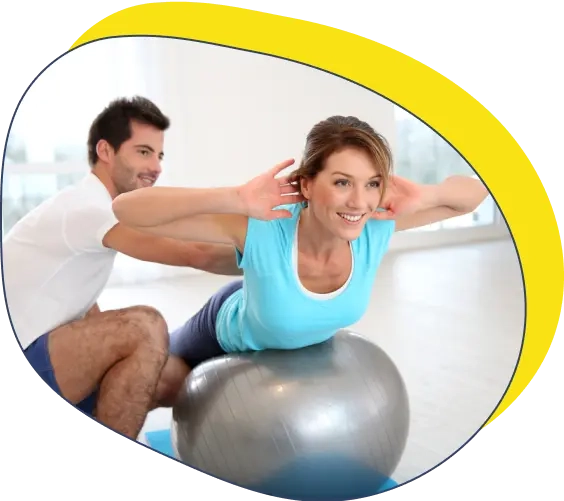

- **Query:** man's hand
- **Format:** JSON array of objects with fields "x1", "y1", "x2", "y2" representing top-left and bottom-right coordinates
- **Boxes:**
[{"x1": 193, "y1": 242, "x2": 242, "y2": 276}]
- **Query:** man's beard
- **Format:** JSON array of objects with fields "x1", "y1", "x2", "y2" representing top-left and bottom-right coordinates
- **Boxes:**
[{"x1": 112, "y1": 160, "x2": 139, "y2": 195}]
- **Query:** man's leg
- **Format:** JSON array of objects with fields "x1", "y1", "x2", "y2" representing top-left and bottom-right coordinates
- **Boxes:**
[
  {"x1": 26, "y1": 305, "x2": 169, "y2": 439},
  {"x1": 152, "y1": 355, "x2": 191, "y2": 409},
  {"x1": 152, "y1": 279, "x2": 244, "y2": 408}
]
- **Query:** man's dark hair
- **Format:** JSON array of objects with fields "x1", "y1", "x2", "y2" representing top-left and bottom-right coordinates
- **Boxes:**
[{"x1": 87, "y1": 96, "x2": 170, "y2": 166}]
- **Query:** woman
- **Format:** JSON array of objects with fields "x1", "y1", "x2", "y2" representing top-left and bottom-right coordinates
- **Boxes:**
[{"x1": 112, "y1": 115, "x2": 488, "y2": 375}]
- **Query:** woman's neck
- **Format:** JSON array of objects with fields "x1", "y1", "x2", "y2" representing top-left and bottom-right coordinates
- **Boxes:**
[{"x1": 297, "y1": 205, "x2": 349, "y2": 259}]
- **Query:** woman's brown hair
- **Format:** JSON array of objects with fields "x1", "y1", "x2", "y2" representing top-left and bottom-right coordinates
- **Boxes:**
[{"x1": 290, "y1": 116, "x2": 393, "y2": 202}]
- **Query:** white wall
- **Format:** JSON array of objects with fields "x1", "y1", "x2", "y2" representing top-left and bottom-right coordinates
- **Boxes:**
[
  {"x1": 117, "y1": 37, "x2": 401, "y2": 283},
  {"x1": 145, "y1": 37, "x2": 398, "y2": 188}
]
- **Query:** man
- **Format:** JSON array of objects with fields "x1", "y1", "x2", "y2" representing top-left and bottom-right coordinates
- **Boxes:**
[{"x1": 2, "y1": 96, "x2": 241, "y2": 440}]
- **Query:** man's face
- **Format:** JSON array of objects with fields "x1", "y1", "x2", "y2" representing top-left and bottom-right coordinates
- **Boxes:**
[{"x1": 108, "y1": 120, "x2": 165, "y2": 194}]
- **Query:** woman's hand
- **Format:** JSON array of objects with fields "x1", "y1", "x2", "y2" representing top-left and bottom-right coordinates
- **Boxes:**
[
  {"x1": 371, "y1": 175, "x2": 437, "y2": 220},
  {"x1": 371, "y1": 174, "x2": 489, "y2": 223},
  {"x1": 237, "y1": 159, "x2": 305, "y2": 220}
]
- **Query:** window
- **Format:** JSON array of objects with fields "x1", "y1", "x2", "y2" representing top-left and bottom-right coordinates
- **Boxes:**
[
  {"x1": 2, "y1": 171, "x2": 85, "y2": 233},
  {"x1": 2, "y1": 37, "x2": 162, "y2": 236},
  {"x1": 1, "y1": 37, "x2": 169, "y2": 285},
  {"x1": 394, "y1": 106, "x2": 496, "y2": 231}
]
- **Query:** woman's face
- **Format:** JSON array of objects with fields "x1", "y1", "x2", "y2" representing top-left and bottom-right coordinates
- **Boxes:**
[{"x1": 301, "y1": 147, "x2": 383, "y2": 241}]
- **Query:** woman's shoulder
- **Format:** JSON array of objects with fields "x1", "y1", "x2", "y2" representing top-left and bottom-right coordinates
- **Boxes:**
[
  {"x1": 277, "y1": 202, "x2": 303, "y2": 219},
  {"x1": 360, "y1": 216, "x2": 396, "y2": 243},
  {"x1": 249, "y1": 203, "x2": 302, "y2": 228},
  {"x1": 246, "y1": 203, "x2": 301, "y2": 241}
]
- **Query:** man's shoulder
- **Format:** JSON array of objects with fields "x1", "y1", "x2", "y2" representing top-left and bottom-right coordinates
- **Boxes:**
[
  {"x1": 26, "y1": 173, "x2": 106, "y2": 209},
  {"x1": 65, "y1": 173, "x2": 111, "y2": 202},
  {"x1": 39, "y1": 173, "x2": 116, "y2": 235},
  {"x1": 44, "y1": 174, "x2": 114, "y2": 223}
]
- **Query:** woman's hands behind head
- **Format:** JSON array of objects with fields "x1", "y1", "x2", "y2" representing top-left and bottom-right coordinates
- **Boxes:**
[{"x1": 237, "y1": 159, "x2": 305, "y2": 220}]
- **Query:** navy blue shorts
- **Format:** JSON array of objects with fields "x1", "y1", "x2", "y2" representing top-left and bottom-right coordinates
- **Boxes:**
[
  {"x1": 23, "y1": 279, "x2": 242, "y2": 412},
  {"x1": 169, "y1": 279, "x2": 243, "y2": 368},
  {"x1": 24, "y1": 333, "x2": 98, "y2": 415}
]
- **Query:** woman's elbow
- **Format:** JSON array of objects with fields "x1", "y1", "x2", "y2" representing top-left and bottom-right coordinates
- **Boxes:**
[
  {"x1": 470, "y1": 182, "x2": 490, "y2": 212},
  {"x1": 458, "y1": 178, "x2": 490, "y2": 214},
  {"x1": 112, "y1": 194, "x2": 138, "y2": 225}
]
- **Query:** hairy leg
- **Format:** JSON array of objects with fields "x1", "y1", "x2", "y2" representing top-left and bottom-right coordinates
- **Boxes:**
[
  {"x1": 152, "y1": 355, "x2": 191, "y2": 409},
  {"x1": 47, "y1": 305, "x2": 169, "y2": 438}
]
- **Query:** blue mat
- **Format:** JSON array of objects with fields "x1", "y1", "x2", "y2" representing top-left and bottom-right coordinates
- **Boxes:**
[
  {"x1": 146, "y1": 429, "x2": 176, "y2": 457},
  {"x1": 145, "y1": 430, "x2": 398, "y2": 499}
]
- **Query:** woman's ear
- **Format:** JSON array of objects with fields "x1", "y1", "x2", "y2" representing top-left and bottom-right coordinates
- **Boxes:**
[{"x1": 300, "y1": 176, "x2": 311, "y2": 201}]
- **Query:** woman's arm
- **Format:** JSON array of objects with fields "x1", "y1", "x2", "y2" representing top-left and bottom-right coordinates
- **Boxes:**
[
  {"x1": 112, "y1": 186, "x2": 245, "y2": 226},
  {"x1": 372, "y1": 175, "x2": 489, "y2": 231},
  {"x1": 111, "y1": 159, "x2": 304, "y2": 250},
  {"x1": 112, "y1": 187, "x2": 248, "y2": 248}
]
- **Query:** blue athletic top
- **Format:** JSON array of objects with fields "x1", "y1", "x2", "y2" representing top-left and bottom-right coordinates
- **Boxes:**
[{"x1": 215, "y1": 203, "x2": 395, "y2": 352}]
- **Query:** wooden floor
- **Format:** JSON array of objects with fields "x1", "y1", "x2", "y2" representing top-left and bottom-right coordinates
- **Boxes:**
[{"x1": 98, "y1": 237, "x2": 524, "y2": 484}]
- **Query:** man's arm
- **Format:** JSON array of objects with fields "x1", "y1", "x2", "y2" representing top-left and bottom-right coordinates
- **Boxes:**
[
  {"x1": 102, "y1": 223, "x2": 242, "y2": 276},
  {"x1": 187, "y1": 242, "x2": 242, "y2": 276}
]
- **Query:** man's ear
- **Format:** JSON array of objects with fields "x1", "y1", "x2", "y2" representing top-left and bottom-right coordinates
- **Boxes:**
[{"x1": 96, "y1": 139, "x2": 113, "y2": 163}]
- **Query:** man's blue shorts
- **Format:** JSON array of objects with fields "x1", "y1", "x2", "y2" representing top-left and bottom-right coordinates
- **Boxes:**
[
  {"x1": 23, "y1": 332, "x2": 98, "y2": 415},
  {"x1": 22, "y1": 278, "x2": 243, "y2": 413}
]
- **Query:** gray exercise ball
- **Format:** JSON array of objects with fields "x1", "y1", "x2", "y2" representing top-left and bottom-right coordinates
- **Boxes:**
[{"x1": 171, "y1": 329, "x2": 410, "y2": 500}]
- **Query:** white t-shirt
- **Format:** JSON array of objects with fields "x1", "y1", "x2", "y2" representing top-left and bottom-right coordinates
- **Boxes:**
[{"x1": 2, "y1": 173, "x2": 119, "y2": 349}]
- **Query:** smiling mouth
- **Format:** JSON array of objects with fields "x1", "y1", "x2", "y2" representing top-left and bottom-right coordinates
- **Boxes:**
[
  {"x1": 139, "y1": 175, "x2": 156, "y2": 186},
  {"x1": 337, "y1": 212, "x2": 365, "y2": 224}
]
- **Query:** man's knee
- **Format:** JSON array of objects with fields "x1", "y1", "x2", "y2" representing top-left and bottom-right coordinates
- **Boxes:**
[
  {"x1": 122, "y1": 306, "x2": 169, "y2": 353},
  {"x1": 129, "y1": 305, "x2": 167, "y2": 327}
]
